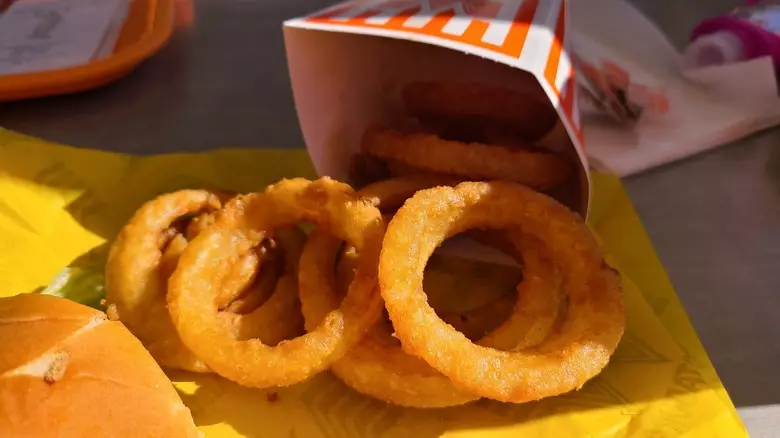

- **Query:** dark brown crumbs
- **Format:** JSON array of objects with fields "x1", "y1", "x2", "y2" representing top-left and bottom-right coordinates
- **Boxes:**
[{"x1": 266, "y1": 392, "x2": 279, "y2": 403}]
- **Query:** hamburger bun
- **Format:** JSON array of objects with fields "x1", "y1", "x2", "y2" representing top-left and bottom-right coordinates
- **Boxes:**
[{"x1": 0, "y1": 293, "x2": 200, "y2": 438}]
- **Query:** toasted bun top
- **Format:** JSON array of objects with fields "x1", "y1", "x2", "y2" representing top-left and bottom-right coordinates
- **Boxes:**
[{"x1": 0, "y1": 293, "x2": 200, "y2": 438}]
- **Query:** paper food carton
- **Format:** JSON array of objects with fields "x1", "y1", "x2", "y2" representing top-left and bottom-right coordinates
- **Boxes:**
[{"x1": 283, "y1": 0, "x2": 590, "y2": 220}]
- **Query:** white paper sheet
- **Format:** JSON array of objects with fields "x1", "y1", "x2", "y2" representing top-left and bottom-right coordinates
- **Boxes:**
[
  {"x1": 572, "y1": 0, "x2": 780, "y2": 176},
  {"x1": 0, "y1": 0, "x2": 126, "y2": 75}
]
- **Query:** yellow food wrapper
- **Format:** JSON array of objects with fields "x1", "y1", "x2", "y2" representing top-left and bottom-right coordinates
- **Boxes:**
[{"x1": 0, "y1": 128, "x2": 746, "y2": 437}]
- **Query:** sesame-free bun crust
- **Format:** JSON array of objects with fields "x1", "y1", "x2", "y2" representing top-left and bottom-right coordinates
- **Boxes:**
[{"x1": 0, "y1": 293, "x2": 200, "y2": 438}]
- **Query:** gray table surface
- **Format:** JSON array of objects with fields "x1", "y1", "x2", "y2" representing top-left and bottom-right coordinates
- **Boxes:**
[{"x1": 1, "y1": 0, "x2": 777, "y2": 436}]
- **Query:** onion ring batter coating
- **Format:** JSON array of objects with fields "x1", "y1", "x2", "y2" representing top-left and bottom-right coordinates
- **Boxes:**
[
  {"x1": 163, "y1": 229, "x2": 272, "y2": 313},
  {"x1": 223, "y1": 255, "x2": 281, "y2": 314},
  {"x1": 162, "y1": 218, "x2": 281, "y2": 314},
  {"x1": 163, "y1": 226, "x2": 303, "y2": 346},
  {"x1": 300, "y1": 231, "x2": 478, "y2": 408},
  {"x1": 218, "y1": 226, "x2": 307, "y2": 345},
  {"x1": 476, "y1": 234, "x2": 561, "y2": 351},
  {"x1": 159, "y1": 234, "x2": 189, "y2": 281},
  {"x1": 167, "y1": 178, "x2": 386, "y2": 388},
  {"x1": 106, "y1": 190, "x2": 223, "y2": 372},
  {"x1": 362, "y1": 128, "x2": 572, "y2": 190},
  {"x1": 185, "y1": 211, "x2": 217, "y2": 240},
  {"x1": 337, "y1": 247, "x2": 518, "y2": 342},
  {"x1": 213, "y1": 247, "x2": 266, "y2": 310},
  {"x1": 379, "y1": 181, "x2": 625, "y2": 403}
]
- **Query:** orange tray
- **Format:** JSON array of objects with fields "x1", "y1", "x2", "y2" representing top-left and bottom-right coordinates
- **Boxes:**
[{"x1": 0, "y1": 0, "x2": 174, "y2": 101}]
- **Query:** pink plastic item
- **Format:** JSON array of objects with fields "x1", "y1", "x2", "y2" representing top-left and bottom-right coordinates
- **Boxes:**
[{"x1": 686, "y1": 1, "x2": 780, "y2": 70}]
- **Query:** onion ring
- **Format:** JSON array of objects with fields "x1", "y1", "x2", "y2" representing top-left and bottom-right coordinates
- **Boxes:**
[
  {"x1": 476, "y1": 233, "x2": 561, "y2": 351},
  {"x1": 167, "y1": 178, "x2": 385, "y2": 388},
  {"x1": 379, "y1": 181, "x2": 625, "y2": 403},
  {"x1": 358, "y1": 176, "x2": 562, "y2": 350},
  {"x1": 105, "y1": 190, "x2": 223, "y2": 372},
  {"x1": 304, "y1": 228, "x2": 560, "y2": 407},
  {"x1": 298, "y1": 178, "x2": 562, "y2": 407},
  {"x1": 362, "y1": 128, "x2": 572, "y2": 190},
  {"x1": 106, "y1": 189, "x2": 284, "y2": 372},
  {"x1": 361, "y1": 176, "x2": 562, "y2": 346},
  {"x1": 402, "y1": 81, "x2": 559, "y2": 141}
]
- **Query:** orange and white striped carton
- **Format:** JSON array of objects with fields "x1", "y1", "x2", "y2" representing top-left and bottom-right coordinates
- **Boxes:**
[{"x1": 283, "y1": 0, "x2": 589, "y2": 215}]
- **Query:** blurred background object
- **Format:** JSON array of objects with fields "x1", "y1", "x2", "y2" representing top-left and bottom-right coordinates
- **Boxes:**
[
  {"x1": 0, "y1": 0, "x2": 176, "y2": 100},
  {"x1": 571, "y1": 0, "x2": 780, "y2": 176}
]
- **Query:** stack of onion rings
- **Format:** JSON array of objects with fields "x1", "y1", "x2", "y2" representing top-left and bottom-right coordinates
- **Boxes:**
[
  {"x1": 347, "y1": 80, "x2": 580, "y2": 219},
  {"x1": 104, "y1": 79, "x2": 621, "y2": 409},
  {"x1": 106, "y1": 190, "x2": 307, "y2": 372},
  {"x1": 167, "y1": 178, "x2": 386, "y2": 388},
  {"x1": 107, "y1": 172, "x2": 623, "y2": 407}
]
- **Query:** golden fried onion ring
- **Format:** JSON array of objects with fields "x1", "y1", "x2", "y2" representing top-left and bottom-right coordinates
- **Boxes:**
[
  {"x1": 362, "y1": 128, "x2": 572, "y2": 190},
  {"x1": 106, "y1": 190, "x2": 224, "y2": 372},
  {"x1": 298, "y1": 177, "x2": 561, "y2": 407},
  {"x1": 379, "y1": 181, "x2": 625, "y2": 403},
  {"x1": 167, "y1": 178, "x2": 385, "y2": 388},
  {"x1": 357, "y1": 176, "x2": 562, "y2": 351}
]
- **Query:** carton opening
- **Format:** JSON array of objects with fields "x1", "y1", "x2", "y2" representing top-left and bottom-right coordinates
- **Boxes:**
[{"x1": 285, "y1": 29, "x2": 588, "y2": 217}]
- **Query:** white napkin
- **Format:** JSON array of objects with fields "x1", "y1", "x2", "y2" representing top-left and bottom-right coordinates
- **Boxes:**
[{"x1": 570, "y1": 0, "x2": 780, "y2": 176}]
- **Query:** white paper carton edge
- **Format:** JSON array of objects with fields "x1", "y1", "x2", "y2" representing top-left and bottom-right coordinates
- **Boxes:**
[{"x1": 283, "y1": 0, "x2": 591, "y2": 215}]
